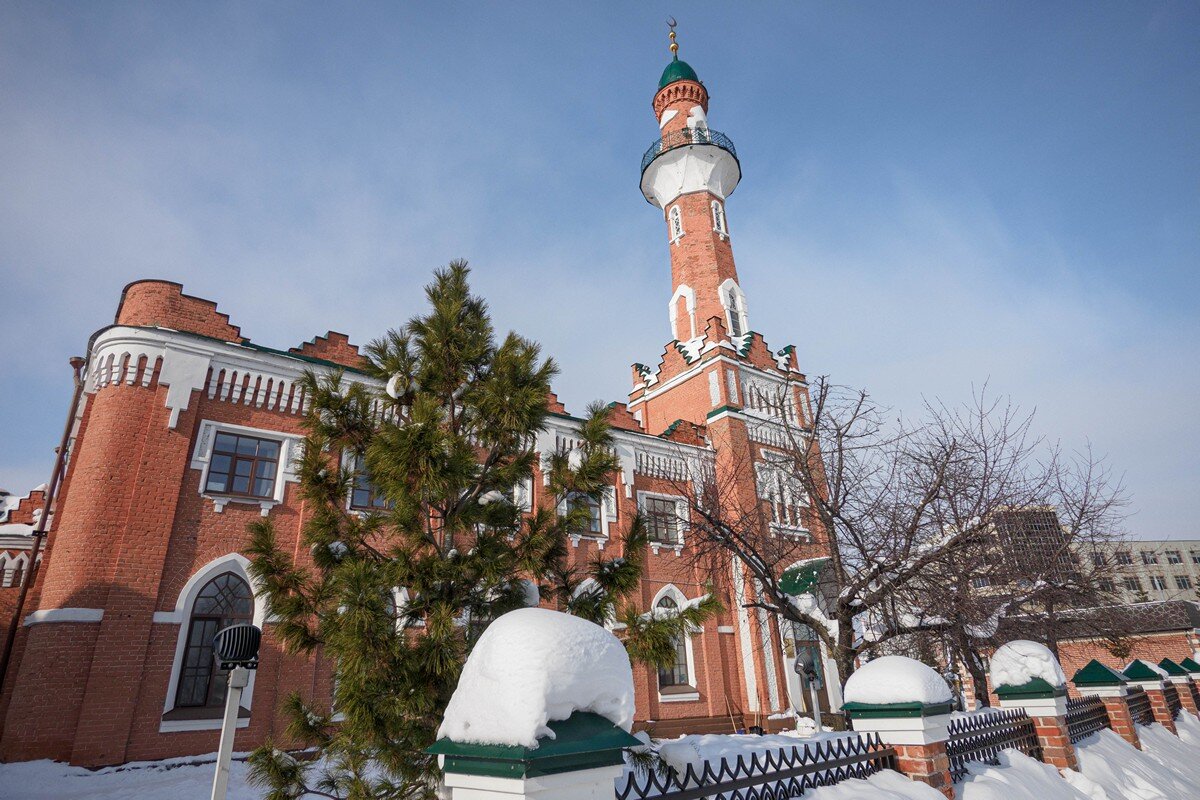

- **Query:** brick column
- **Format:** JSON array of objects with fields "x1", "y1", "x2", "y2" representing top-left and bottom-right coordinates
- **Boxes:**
[
  {"x1": 995, "y1": 687, "x2": 1077, "y2": 771},
  {"x1": 1167, "y1": 677, "x2": 1199, "y2": 715},
  {"x1": 1135, "y1": 681, "x2": 1176, "y2": 733},
  {"x1": 845, "y1": 704, "x2": 955, "y2": 799},
  {"x1": 1072, "y1": 660, "x2": 1140, "y2": 749}
]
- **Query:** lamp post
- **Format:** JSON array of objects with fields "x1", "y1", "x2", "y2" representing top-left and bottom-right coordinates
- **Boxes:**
[
  {"x1": 795, "y1": 648, "x2": 823, "y2": 730},
  {"x1": 210, "y1": 623, "x2": 261, "y2": 800}
]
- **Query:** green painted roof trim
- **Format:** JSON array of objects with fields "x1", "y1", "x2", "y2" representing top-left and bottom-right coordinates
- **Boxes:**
[
  {"x1": 780, "y1": 558, "x2": 831, "y2": 596},
  {"x1": 705, "y1": 404, "x2": 742, "y2": 419},
  {"x1": 1158, "y1": 658, "x2": 1189, "y2": 676},
  {"x1": 1072, "y1": 659, "x2": 1128, "y2": 687},
  {"x1": 1179, "y1": 657, "x2": 1200, "y2": 673},
  {"x1": 426, "y1": 712, "x2": 640, "y2": 779},
  {"x1": 995, "y1": 677, "x2": 1068, "y2": 699},
  {"x1": 1123, "y1": 660, "x2": 1166, "y2": 682},
  {"x1": 842, "y1": 700, "x2": 954, "y2": 719},
  {"x1": 659, "y1": 58, "x2": 699, "y2": 89}
]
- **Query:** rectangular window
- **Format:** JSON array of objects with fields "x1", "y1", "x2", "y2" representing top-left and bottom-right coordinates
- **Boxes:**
[
  {"x1": 970, "y1": 576, "x2": 991, "y2": 589},
  {"x1": 567, "y1": 493, "x2": 602, "y2": 536},
  {"x1": 204, "y1": 432, "x2": 280, "y2": 499},
  {"x1": 1176, "y1": 576, "x2": 1192, "y2": 590},
  {"x1": 1123, "y1": 577, "x2": 1141, "y2": 591},
  {"x1": 1098, "y1": 579, "x2": 1116, "y2": 593},
  {"x1": 1150, "y1": 575, "x2": 1167, "y2": 590},
  {"x1": 1141, "y1": 551, "x2": 1158, "y2": 565},
  {"x1": 1115, "y1": 551, "x2": 1133, "y2": 566},
  {"x1": 349, "y1": 455, "x2": 390, "y2": 511},
  {"x1": 1091, "y1": 553, "x2": 1106, "y2": 568},
  {"x1": 645, "y1": 497, "x2": 680, "y2": 544},
  {"x1": 1192, "y1": 552, "x2": 1200, "y2": 565},
  {"x1": 1166, "y1": 550, "x2": 1183, "y2": 565}
]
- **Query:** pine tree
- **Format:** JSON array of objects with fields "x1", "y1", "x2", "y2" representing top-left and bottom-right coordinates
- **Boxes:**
[{"x1": 246, "y1": 262, "x2": 715, "y2": 799}]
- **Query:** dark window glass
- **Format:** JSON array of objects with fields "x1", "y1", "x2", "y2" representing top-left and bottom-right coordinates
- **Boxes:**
[
  {"x1": 175, "y1": 573, "x2": 253, "y2": 709},
  {"x1": 1123, "y1": 577, "x2": 1141, "y2": 591},
  {"x1": 646, "y1": 497, "x2": 680, "y2": 543},
  {"x1": 1166, "y1": 551, "x2": 1183, "y2": 565},
  {"x1": 567, "y1": 493, "x2": 602, "y2": 536},
  {"x1": 350, "y1": 455, "x2": 391, "y2": 510},
  {"x1": 1115, "y1": 551, "x2": 1133, "y2": 565},
  {"x1": 205, "y1": 433, "x2": 281, "y2": 499},
  {"x1": 1141, "y1": 551, "x2": 1158, "y2": 565},
  {"x1": 656, "y1": 597, "x2": 690, "y2": 688},
  {"x1": 1175, "y1": 576, "x2": 1192, "y2": 590}
]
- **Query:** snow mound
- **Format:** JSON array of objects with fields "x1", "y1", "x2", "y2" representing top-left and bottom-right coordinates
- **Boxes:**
[
  {"x1": 806, "y1": 768, "x2": 945, "y2": 798},
  {"x1": 1075, "y1": 726, "x2": 1200, "y2": 798},
  {"x1": 990, "y1": 640, "x2": 1067, "y2": 689},
  {"x1": 437, "y1": 607, "x2": 634, "y2": 748},
  {"x1": 843, "y1": 656, "x2": 952, "y2": 705},
  {"x1": 1126, "y1": 658, "x2": 1170, "y2": 678},
  {"x1": 959, "y1": 749, "x2": 1094, "y2": 799}
]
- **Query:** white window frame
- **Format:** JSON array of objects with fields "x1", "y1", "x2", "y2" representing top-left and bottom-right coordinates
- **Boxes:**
[
  {"x1": 637, "y1": 491, "x2": 688, "y2": 554},
  {"x1": 717, "y1": 278, "x2": 748, "y2": 340},
  {"x1": 668, "y1": 205, "x2": 685, "y2": 243},
  {"x1": 558, "y1": 487, "x2": 616, "y2": 549},
  {"x1": 0, "y1": 552, "x2": 28, "y2": 588},
  {"x1": 652, "y1": 584, "x2": 700, "y2": 702},
  {"x1": 668, "y1": 284, "x2": 697, "y2": 341},
  {"x1": 156, "y1": 553, "x2": 268, "y2": 732},
  {"x1": 754, "y1": 451, "x2": 810, "y2": 539},
  {"x1": 711, "y1": 199, "x2": 728, "y2": 239},
  {"x1": 191, "y1": 420, "x2": 303, "y2": 515}
]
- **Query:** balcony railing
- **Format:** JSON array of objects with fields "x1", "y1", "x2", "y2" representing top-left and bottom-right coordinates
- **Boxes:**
[{"x1": 640, "y1": 127, "x2": 738, "y2": 175}]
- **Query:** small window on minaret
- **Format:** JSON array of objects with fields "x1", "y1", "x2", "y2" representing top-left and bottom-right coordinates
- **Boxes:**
[
  {"x1": 669, "y1": 205, "x2": 684, "y2": 242},
  {"x1": 727, "y1": 288, "x2": 743, "y2": 337},
  {"x1": 711, "y1": 201, "x2": 727, "y2": 236}
]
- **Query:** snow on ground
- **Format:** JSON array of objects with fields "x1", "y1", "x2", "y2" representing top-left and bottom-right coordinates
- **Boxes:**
[
  {"x1": 842, "y1": 655, "x2": 952, "y2": 705},
  {"x1": 989, "y1": 640, "x2": 1067, "y2": 689},
  {"x1": 1175, "y1": 708, "x2": 1200, "y2": 745},
  {"x1": 805, "y1": 768, "x2": 944, "y2": 798},
  {"x1": 0, "y1": 754, "x2": 259, "y2": 800},
  {"x1": 958, "y1": 750, "x2": 1095, "y2": 799},
  {"x1": 1073, "y1": 726, "x2": 1200, "y2": 798},
  {"x1": 437, "y1": 607, "x2": 634, "y2": 747}
]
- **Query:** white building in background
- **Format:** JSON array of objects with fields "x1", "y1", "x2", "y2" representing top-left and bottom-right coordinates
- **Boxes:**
[{"x1": 1096, "y1": 539, "x2": 1200, "y2": 603}]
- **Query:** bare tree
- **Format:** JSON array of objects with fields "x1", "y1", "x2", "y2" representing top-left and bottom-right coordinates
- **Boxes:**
[{"x1": 674, "y1": 377, "x2": 1129, "y2": 686}]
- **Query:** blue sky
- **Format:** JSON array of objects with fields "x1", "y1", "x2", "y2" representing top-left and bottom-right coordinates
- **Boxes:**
[{"x1": 1, "y1": 3, "x2": 1197, "y2": 537}]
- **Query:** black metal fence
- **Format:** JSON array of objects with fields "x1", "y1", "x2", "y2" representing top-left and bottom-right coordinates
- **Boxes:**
[
  {"x1": 640, "y1": 128, "x2": 738, "y2": 174},
  {"x1": 1065, "y1": 695, "x2": 1112, "y2": 743},
  {"x1": 1164, "y1": 684, "x2": 1183, "y2": 719},
  {"x1": 615, "y1": 734, "x2": 895, "y2": 800},
  {"x1": 946, "y1": 709, "x2": 1042, "y2": 783},
  {"x1": 1127, "y1": 687, "x2": 1155, "y2": 726}
]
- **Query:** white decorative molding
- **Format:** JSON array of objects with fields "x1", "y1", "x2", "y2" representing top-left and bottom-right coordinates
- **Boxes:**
[
  {"x1": 24, "y1": 607, "x2": 104, "y2": 626},
  {"x1": 641, "y1": 144, "x2": 741, "y2": 209},
  {"x1": 190, "y1": 419, "x2": 305, "y2": 515},
  {"x1": 717, "y1": 625, "x2": 735, "y2": 634}
]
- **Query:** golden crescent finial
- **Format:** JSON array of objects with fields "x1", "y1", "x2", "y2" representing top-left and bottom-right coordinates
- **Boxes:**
[{"x1": 667, "y1": 17, "x2": 679, "y2": 58}]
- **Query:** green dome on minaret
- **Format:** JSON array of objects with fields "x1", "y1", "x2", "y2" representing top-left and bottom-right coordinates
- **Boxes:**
[{"x1": 659, "y1": 57, "x2": 699, "y2": 89}]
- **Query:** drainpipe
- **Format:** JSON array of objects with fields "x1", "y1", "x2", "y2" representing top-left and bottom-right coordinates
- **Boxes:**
[{"x1": 0, "y1": 356, "x2": 87, "y2": 690}]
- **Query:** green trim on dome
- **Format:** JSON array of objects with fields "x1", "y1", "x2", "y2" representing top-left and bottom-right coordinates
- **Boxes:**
[{"x1": 659, "y1": 58, "x2": 699, "y2": 89}]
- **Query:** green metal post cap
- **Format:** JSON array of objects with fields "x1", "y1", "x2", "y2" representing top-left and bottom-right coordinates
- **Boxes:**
[
  {"x1": 1122, "y1": 660, "x2": 1166, "y2": 682},
  {"x1": 426, "y1": 712, "x2": 641, "y2": 779},
  {"x1": 1071, "y1": 659, "x2": 1128, "y2": 687},
  {"x1": 1158, "y1": 658, "x2": 1190, "y2": 677},
  {"x1": 1179, "y1": 656, "x2": 1200, "y2": 673},
  {"x1": 994, "y1": 677, "x2": 1068, "y2": 700},
  {"x1": 659, "y1": 58, "x2": 700, "y2": 89},
  {"x1": 842, "y1": 700, "x2": 954, "y2": 719}
]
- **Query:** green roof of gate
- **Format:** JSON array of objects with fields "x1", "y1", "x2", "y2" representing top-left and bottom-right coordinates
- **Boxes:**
[
  {"x1": 1122, "y1": 660, "x2": 1165, "y2": 682},
  {"x1": 1180, "y1": 657, "x2": 1200, "y2": 672},
  {"x1": 842, "y1": 700, "x2": 954, "y2": 719},
  {"x1": 426, "y1": 712, "x2": 639, "y2": 779},
  {"x1": 780, "y1": 558, "x2": 831, "y2": 596},
  {"x1": 659, "y1": 58, "x2": 699, "y2": 88},
  {"x1": 1159, "y1": 658, "x2": 1189, "y2": 676},
  {"x1": 994, "y1": 677, "x2": 1068, "y2": 699},
  {"x1": 1072, "y1": 659, "x2": 1127, "y2": 687}
]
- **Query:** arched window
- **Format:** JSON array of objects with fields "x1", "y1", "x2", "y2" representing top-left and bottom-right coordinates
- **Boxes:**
[
  {"x1": 656, "y1": 596, "x2": 690, "y2": 688},
  {"x1": 174, "y1": 573, "x2": 253, "y2": 709},
  {"x1": 668, "y1": 206, "x2": 684, "y2": 242},
  {"x1": 711, "y1": 200, "x2": 727, "y2": 236},
  {"x1": 726, "y1": 288, "x2": 743, "y2": 337}
]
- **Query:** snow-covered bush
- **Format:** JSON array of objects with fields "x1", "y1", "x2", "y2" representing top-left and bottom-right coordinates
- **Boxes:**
[
  {"x1": 843, "y1": 655, "x2": 952, "y2": 705},
  {"x1": 438, "y1": 607, "x2": 634, "y2": 747},
  {"x1": 989, "y1": 639, "x2": 1067, "y2": 689}
]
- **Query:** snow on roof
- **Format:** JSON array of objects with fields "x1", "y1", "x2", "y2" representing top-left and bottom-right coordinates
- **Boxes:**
[
  {"x1": 437, "y1": 608, "x2": 634, "y2": 748},
  {"x1": 843, "y1": 655, "x2": 952, "y2": 706},
  {"x1": 1125, "y1": 658, "x2": 1170, "y2": 679},
  {"x1": 990, "y1": 640, "x2": 1067, "y2": 689},
  {"x1": 0, "y1": 524, "x2": 35, "y2": 538}
]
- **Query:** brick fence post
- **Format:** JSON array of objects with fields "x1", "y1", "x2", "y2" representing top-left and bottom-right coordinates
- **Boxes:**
[
  {"x1": 845, "y1": 702, "x2": 955, "y2": 799},
  {"x1": 1123, "y1": 660, "x2": 1176, "y2": 734},
  {"x1": 1071, "y1": 659, "x2": 1140, "y2": 749},
  {"x1": 1180, "y1": 656, "x2": 1200, "y2": 712},
  {"x1": 995, "y1": 678, "x2": 1077, "y2": 771},
  {"x1": 1159, "y1": 659, "x2": 1200, "y2": 716}
]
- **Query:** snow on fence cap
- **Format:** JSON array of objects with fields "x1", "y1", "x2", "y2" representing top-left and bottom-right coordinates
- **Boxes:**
[
  {"x1": 843, "y1": 655, "x2": 953, "y2": 706},
  {"x1": 437, "y1": 607, "x2": 634, "y2": 748},
  {"x1": 1125, "y1": 658, "x2": 1170, "y2": 680},
  {"x1": 990, "y1": 640, "x2": 1067, "y2": 689}
]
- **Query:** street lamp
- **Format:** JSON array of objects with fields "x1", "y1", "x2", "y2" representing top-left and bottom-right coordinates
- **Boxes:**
[
  {"x1": 210, "y1": 623, "x2": 261, "y2": 800},
  {"x1": 794, "y1": 647, "x2": 824, "y2": 731}
]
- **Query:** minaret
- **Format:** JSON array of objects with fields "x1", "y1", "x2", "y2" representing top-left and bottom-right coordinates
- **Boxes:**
[{"x1": 640, "y1": 27, "x2": 745, "y2": 344}]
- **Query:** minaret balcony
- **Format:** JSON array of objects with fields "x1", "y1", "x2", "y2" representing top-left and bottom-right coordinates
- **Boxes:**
[
  {"x1": 639, "y1": 127, "x2": 742, "y2": 208},
  {"x1": 640, "y1": 127, "x2": 738, "y2": 175}
]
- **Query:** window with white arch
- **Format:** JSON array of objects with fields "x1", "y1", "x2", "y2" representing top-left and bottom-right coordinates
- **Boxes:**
[
  {"x1": 668, "y1": 205, "x2": 684, "y2": 243},
  {"x1": 718, "y1": 279, "x2": 748, "y2": 340},
  {"x1": 711, "y1": 200, "x2": 728, "y2": 237},
  {"x1": 0, "y1": 552, "x2": 28, "y2": 588},
  {"x1": 653, "y1": 586, "x2": 700, "y2": 701}
]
